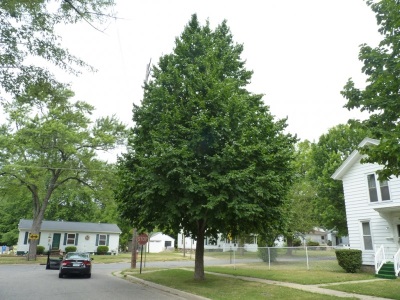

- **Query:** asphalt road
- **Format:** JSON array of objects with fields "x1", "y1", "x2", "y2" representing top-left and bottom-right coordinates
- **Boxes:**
[{"x1": 0, "y1": 263, "x2": 188, "y2": 300}]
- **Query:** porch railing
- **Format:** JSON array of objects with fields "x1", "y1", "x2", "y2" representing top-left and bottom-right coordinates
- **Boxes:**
[
  {"x1": 374, "y1": 245, "x2": 386, "y2": 274},
  {"x1": 394, "y1": 248, "x2": 400, "y2": 276}
]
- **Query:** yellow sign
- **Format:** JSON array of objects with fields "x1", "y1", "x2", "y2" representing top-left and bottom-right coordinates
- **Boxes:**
[{"x1": 29, "y1": 234, "x2": 39, "y2": 240}]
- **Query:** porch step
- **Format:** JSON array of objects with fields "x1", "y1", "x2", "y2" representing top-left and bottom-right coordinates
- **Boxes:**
[{"x1": 376, "y1": 262, "x2": 397, "y2": 280}]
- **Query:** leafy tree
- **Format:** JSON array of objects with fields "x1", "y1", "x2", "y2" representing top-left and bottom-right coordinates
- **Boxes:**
[
  {"x1": 0, "y1": 185, "x2": 31, "y2": 245},
  {"x1": 116, "y1": 15, "x2": 297, "y2": 280},
  {"x1": 0, "y1": 85, "x2": 126, "y2": 260},
  {"x1": 0, "y1": 0, "x2": 115, "y2": 99},
  {"x1": 341, "y1": 0, "x2": 400, "y2": 180},
  {"x1": 283, "y1": 140, "x2": 318, "y2": 247},
  {"x1": 309, "y1": 124, "x2": 370, "y2": 236}
]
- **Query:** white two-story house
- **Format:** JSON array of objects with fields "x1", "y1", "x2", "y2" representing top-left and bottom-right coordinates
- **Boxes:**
[{"x1": 332, "y1": 137, "x2": 400, "y2": 275}]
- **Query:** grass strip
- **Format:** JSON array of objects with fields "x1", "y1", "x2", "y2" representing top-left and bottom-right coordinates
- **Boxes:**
[
  {"x1": 130, "y1": 269, "x2": 344, "y2": 300},
  {"x1": 204, "y1": 265, "x2": 375, "y2": 285},
  {"x1": 324, "y1": 279, "x2": 400, "y2": 300}
]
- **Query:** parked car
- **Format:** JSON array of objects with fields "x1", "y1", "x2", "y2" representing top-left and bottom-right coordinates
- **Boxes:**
[{"x1": 59, "y1": 252, "x2": 93, "y2": 278}]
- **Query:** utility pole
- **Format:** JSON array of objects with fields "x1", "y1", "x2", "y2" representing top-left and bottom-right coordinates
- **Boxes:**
[{"x1": 131, "y1": 59, "x2": 152, "y2": 269}]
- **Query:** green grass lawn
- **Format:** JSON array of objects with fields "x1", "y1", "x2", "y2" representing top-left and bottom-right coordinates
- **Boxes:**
[
  {"x1": 127, "y1": 269, "x2": 345, "y2": 300},
  {"x1": 204, "y1": 264, "x2": 375, "y2": 285},
  {"x1": 323, "y1": 279, "x2": 400, "y2": 300}
]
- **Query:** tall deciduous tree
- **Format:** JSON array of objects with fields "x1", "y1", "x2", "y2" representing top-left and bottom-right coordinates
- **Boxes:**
[
  {"x1": 0, "y1": 0, "x2": 114, "y2": 99},
  {"x1": 341, "y1": 0, "x2": 400, "y2": 180},
  {"x1": 116, "y1": 15, "x2": 297, "y2": 280},
  {"x1": 0, "y1": 85, "x2": 126, "y2": 260},
  {"x1": 309, "y1": 124, "x2": 370, "y2": 236}
]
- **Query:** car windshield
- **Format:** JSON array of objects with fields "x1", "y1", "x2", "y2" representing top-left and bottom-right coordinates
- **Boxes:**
[{"x1": 65, "y1": 253, "x2": 89, "y2": 260}]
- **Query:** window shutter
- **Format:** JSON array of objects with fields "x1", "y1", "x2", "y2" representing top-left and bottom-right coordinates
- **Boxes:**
[
  {"x1": 106, "y1": 234, "x2": 110, "y2": 246},
  {"x1": 39, "y1": 232, "x2": 41, "y2": 242},
  {"x1": 96, "y1": 234, "x2": 99, "y2": 246},
  {"x1": 63, "y1": 233, "x2": 67, "y2": 245},
  {"x1": 75, "y1": 233, "x2": 79, "y2": 246},
  {"x1": 24, "y1": 232, "x2": 28, "y2": 244}
]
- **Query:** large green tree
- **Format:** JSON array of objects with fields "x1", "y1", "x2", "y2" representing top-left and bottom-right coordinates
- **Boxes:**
[
  {"x1": 309, "y1": 124, "x2": 370, "y2": 236},
  {"x1": 0, "y1": 85, "x2": 126, "y2": 260},
  {"x1": 341, "y1": 0, "x2": 400, "y2": 180},
  {"x1": 116, "y1": 15, "x2": 297, "y2": 280},
  {"x1": 0, "y1": 0, "x2": 114, "y2": 99}
]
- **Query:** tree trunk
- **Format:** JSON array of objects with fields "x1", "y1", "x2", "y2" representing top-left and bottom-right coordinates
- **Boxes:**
[
  {"x1": 131, "y1": 228, "x2": 138, "y2": 268},
  {"x1": 194, "y1": 221, "x2": 205, "y2": 280},
  {"x1": 27, "y1": 190, "x2": 52, "y2": 261},
  {"x1": 286, "y1": 235, "x2": 293, "y2": 255},
  {"x1": 27, "y1": 217, "x2": 43, "y2": 260}
]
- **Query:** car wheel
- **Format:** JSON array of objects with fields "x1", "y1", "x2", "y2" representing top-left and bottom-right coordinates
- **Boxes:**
[
  {"x1": 87, "y1": 274, "x2": 91, "y2": 278},
  {"x1": 58, "y1": 273, "x2": 63, "y2": 278}
]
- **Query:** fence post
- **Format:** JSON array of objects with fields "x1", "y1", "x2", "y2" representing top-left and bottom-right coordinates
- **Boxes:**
[
  {"x1": 268, "y1": 247, "x2": 271, "y2": 270},
  {"x1": 306, "y1": 246, "x2": 309, "y2": 270}
]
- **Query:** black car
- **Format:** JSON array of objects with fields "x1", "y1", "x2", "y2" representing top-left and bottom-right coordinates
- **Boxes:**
[{"x1": 59, "y1": 252, "x2": 92, "y2": 278}]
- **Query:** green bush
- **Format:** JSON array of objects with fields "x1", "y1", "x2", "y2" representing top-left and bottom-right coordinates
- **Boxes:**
[
  {"x1": 65, "y1": 246, "x2": 77, "y2": 253},
  {"x1": 335, "y1": 249, "x2": 362, "y2": 273},
  {"x1": 293, "y1": 238, "x2": 302, "y2": 247},
  {"x1": 258, "y1": 247, "x2": 278, "y2": 262},
  {"x1": 306, "y1": 241, "x2": 319, "y2": 246},
  {"x1": 97, "y1": 246, "x2": 109, "y2": 255},
  {"x1": 36, "y1": 245, "x2": 45, "y2": 255}
]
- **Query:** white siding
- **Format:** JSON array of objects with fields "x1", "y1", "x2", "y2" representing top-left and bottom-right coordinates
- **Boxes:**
[{"x1": 341, "y1": 158, "x2": 400, "y2": 265}]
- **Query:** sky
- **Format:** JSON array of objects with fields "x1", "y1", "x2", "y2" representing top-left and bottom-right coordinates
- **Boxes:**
[{"x1": 56, "y1": 0, "x2": 381, "y2": 149}]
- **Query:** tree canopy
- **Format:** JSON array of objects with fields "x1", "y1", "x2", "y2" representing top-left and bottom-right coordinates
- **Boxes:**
[
  {"x1": 308, "y1": 124, "x2": 370, "y2": 236},
  {"x1": 116, "y1": 14, "x2": 297, "y2": 280},
  {"x1": 0, "y1": 85, "x2": 126, "y2": 259},
  {"x1": 0, "y1": 0, "x2": 114, "y2": 99},
  {"x1": 341, "y1": 0, "x2": 400, "y2": 180}
]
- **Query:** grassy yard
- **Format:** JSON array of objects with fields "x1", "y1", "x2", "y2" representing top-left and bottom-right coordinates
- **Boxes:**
[
  {"x1": 324, "y1": 280, "x2": 400, "y2": 300},
  {"x1": 124, "y1": 269, "x2": 344, "y2": 300},
  {"x1": 0, "y1": 251, "x2": 192, "y2": 264}
]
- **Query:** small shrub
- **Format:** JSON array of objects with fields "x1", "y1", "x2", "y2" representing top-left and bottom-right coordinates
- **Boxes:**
[
  {"x1": 293, "y1": 238, "x2": 302, "y2": 247},
  {"x1": 306, "y1": 241, "x2": 319, "y2": 246},
  {"x1": 36, "y1": 245, "x2": 45, "y2": 255},
  {"x1": 97, "y1": 246, "x2": 109, "y2": 255},
  {"x1": 335, "y1": 249, "x2": 362, "y2": 273},
  {"x1": 65, "y1": 246, "x2": 77, "y2": 253},
  {"x1": 258, "y1": 247, "x2": 278, "y2": 262}
]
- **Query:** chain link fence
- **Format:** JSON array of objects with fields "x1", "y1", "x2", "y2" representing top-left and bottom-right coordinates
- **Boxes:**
[{"x1": 203, "y1": 246, "x2": 340, "y2": 271}]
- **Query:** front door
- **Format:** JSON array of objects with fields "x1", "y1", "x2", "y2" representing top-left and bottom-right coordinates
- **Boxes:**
[{"x1": 52, "y1": 233, "x2": 61, "y2": 249}]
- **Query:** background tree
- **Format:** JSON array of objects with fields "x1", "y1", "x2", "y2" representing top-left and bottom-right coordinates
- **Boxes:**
[
  {"x1": 0, "y1": 0, "x2": 115, "y2": 100},
  {"x1": 0, "y1": 85, "x2": 126, "y2": 260},
  {"x1": 0, "y1": 185, "x2": 31, "y2": 246},
  {"x1": 282, "y1": 140, "x2": 318, "y2": 248},
  {"x1": 341, "y1": 0, "x2": 400, "y2": 180},
  {"x1": 308, "y1": 124, "x2": 370, "y2": 236},
  {"x1": 116, "y1": 14, "x2": 297, "y2": 280}
]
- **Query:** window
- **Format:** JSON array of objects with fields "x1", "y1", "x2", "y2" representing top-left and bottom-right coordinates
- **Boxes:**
[
  {"x1": 67, "y1": 233, "x2": 76, "y2": 245},
  {"x1": 98, "y1": 234, "x2": 107, "y2": 246},
  {"x1": 367, "y1": 174, "x2": 390, "y2": 202},
  {"x1": 362, "y1": 222, "x2": 373, "y2": 250}
]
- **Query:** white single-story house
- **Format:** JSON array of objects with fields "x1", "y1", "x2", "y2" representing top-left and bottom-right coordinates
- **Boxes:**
[
  {"x1": 17, "y1": 219, "x2": 122, "y2": 254},
  {"x1": 332, "y1": 137, "x2": 400, "y2": 275},
  {"x1": 148, "y1": 232, "x2": 175, "y2": 253},
  {"x1": 177, "y1": 232, "x2": 258, "y2": 252},
  {"x1": 301, "y1": 228, "x2": 349, "y2": 246}
]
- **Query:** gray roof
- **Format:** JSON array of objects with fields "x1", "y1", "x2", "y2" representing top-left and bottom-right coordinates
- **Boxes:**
[{"x1": 18, "y1": 219, "x2": 121, "y2": 234}]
